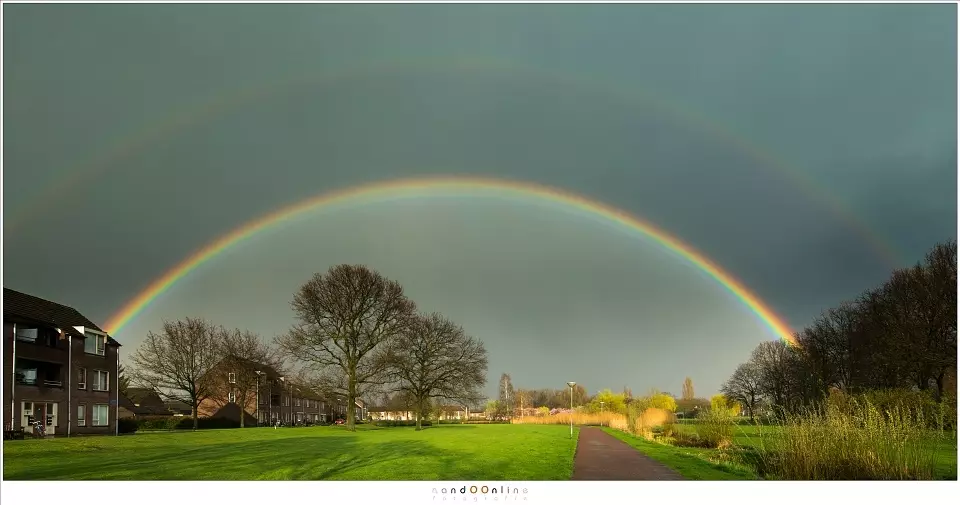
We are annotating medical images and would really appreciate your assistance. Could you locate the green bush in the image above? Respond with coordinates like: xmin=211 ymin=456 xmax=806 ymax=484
xmin=118 ymin=418 xmax=139 ymax=434
xmin=695 ymin=407 xmax=735 ymax=448
xmin=373 ymin=420 xmax=433 ymax=427
xmin=136 ymin=415 xmax=182 ymax=431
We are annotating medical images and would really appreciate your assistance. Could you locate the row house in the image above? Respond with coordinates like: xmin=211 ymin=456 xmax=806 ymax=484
xmin=368 ymin=405 xmax=471 ymax=422
xmin=2 ymin=288 xmax=121 ymax=436
xmin=197 ymin=359 xmax=358 ymax=425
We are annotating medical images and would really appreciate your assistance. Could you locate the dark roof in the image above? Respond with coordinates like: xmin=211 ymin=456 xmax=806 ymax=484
xmin=3 ymin=288 xmax=119 ymax=345
xmin=163 ymin=400 xmax=193 ymax=413
xmin=126 ymin=387 xmax=165 ymax=405
xmin=119 ymin=394 xmax=172 ymax=416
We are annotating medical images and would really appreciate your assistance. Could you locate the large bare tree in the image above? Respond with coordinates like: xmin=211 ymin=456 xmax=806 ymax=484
xmin=275 ymin=264 xmax=416 ymax=431
xmin=721 ymin=362 xmax=763 ymax=421
xmin=206 ymin=329 xmax=280 ymax=427
xmin=130 ymin=318 xmax=224 ymax=429
xmin=391 ymin=313 xmax=488 ymax=430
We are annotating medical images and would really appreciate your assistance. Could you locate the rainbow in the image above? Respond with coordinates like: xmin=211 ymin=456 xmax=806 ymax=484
xmin=5 ymin=57 xmax=902 ymax=268
xmin=104 ymin=175 xmax=798 ymax=347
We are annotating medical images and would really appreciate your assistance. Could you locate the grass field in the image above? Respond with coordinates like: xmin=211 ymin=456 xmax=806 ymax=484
xmin=604 ymin=423 xmax=958 ymax=480
xmin=3 ymin=424 xmax=579 ymax=480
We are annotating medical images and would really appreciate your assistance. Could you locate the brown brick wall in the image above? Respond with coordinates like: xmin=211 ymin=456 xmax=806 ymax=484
xmin=3 ymin=321 xmax=119 ymax=436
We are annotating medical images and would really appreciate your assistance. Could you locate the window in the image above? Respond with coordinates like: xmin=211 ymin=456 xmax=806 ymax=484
xmin=227 ymin=390 xmax=236 ymax=403
xmin=92 ymin=370 xmax=109 ymax=391
xmin=16 ymin=327 xmax=38 ymax=342
xmin=77 ymin=367 xmax=87 ymax=389
xmin=228 ymin=372 xmax=236 ymax=384
xmin=259 ymin=394 xmax=266 ymax=405
xmin=15 ymin=367 xmax=37 ymax=385
xmin=77 ymin=405 xmax=86 ymax=427
xmin=92 ymin=404 xmax=108 ymax=426
xmin=295 ymin=398 xmax=301 ymax=407
xmin=84 ymin=333 xmax=106 ymax=356
xmin=284 ymin=396 xmax=289 ymax=406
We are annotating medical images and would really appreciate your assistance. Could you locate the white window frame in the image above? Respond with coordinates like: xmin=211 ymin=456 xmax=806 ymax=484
xmin=92 ymin=370 xmax=109 ymax=392
xmin=77 ymin=404 xmax=86 ymax=426
xmin=296 ymin=397 xmax=301 ymax=407
xmin=228 ymin=372 xmax=236 ymax=384
xmin=228 ymin=390 xmax=236 ymax=403
xmin=77 ymin=367 xmax=87 ymax=390
xmin=84 ymin=332 xmax=107 ymax=356
xmin=92 ymin=404 xmax=108 ymax=426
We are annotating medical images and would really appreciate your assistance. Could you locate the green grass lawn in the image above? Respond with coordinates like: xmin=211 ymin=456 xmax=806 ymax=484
xmin=3 ymin=424 xmax=579 ymax=480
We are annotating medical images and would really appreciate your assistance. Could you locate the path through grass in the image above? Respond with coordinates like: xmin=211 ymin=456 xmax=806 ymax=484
xmin=3 ymin=424 xmax=579 ymax=480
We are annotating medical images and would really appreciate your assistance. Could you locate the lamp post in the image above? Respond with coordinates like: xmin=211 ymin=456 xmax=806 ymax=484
xmin=255 ymin=371 xmax=262 ymax=426
xmin=566 ymin=381 xmax=576 ymax=439
xmin=279 ymin=376 xmax=285 ymax=425
xmin=600 ymin=400 xmax=605 ymax=427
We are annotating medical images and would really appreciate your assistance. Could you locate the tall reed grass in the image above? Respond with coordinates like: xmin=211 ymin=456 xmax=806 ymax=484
xmin=511 ymin=412 xmax=622 ymax=426
xmin=751 ymin=398 xmax=951 ymax=480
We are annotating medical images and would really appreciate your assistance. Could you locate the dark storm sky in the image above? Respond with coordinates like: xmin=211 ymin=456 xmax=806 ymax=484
xmin=3 ymin=4 xmax=956 ymax=399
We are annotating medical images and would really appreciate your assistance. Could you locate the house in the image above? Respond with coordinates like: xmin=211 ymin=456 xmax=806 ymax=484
xmin=197 ymin=359 xmax=352 ymax=425
xmin=118 ymin=388 xmax=175 ymax=418
xmin=368 ymin=408 xmax=416 ymax=421
xmin=163 ymin=400 xmax=193 ymax=416
xmin=2 ymin=288 xmax=121 ymax=436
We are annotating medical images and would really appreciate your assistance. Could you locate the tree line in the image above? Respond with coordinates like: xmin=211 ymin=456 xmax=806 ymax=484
xmin=129 ymin=264 xmax=489 ymax=431
xmin=721 ymin=240 xmax=957 ymax=421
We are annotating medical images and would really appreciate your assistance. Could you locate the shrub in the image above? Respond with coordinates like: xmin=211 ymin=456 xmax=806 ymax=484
xmin=117 ymin=418 xmax=139 ymax=434
xmin=136 ymin=415 xmax=182 ymax=431
xmin=695 ymin=407 xmax=735 ymax=449
xmin=373 ymin=420 xmax=433 ymax=427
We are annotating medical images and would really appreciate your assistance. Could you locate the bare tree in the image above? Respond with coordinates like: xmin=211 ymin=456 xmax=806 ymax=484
xmin=206 ymin=329 xmax=280 ymax=427
xmin=721 ymin=362 xmax=763 ymax=421
xmin=117 ymin=363 xmax=131 ymax=397
xmin=390 ymin=313 xmax=488 ymax=430
xmin=130 ymin=318 xmax=224 ymax=429
xmin=497 ymin=373 xmax=515 ymax=421
xmin=681 ymin=377 xmax=694 ymax=401
xmin=275 ymin=265 xmax=417 ymax=431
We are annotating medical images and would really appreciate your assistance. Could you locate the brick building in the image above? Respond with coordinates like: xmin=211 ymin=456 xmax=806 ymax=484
xmin=197 ymin=359 xmax=358 ymax=425
xmin=3 ymin=288 xmax=121 ymax=436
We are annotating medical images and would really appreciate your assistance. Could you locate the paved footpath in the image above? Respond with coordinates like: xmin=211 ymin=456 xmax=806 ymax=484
xmin=571 ymin=427 xmax=684 ymax=480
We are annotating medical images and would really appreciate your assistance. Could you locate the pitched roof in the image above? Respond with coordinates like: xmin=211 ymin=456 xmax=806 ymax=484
xmin=3 ymin=288 xmax=119 ymax=345
xmin=119 ymin=394 xmax=171 ymax=416
xmin=125 ymin=387 xmax=165 ymax=405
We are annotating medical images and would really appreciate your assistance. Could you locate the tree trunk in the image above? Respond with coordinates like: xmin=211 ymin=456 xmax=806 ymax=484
xmin=239 ymin=392 xmax=246 ymax=428
xmin=416 ymin=398 xmax=424 ymax=431
xmin=191 ymin=399 xmax=199 ymax=430
xmin=935 ymin=371 xmax=945 ymax=403
xmin=346 ymin=368 xmax=357 ymax=432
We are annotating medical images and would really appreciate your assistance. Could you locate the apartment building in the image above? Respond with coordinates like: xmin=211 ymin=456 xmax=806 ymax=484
xmin=197 ymin=359 xmax=358 ymax=425
xmin=2 ymin=288 xmax=121 ymax=436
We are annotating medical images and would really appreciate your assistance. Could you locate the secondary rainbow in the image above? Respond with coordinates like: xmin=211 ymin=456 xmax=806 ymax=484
xmin=6 ymin=57 xmax=901 ymax=268
xmin=104 ymin=176 xmax=798 ymax=346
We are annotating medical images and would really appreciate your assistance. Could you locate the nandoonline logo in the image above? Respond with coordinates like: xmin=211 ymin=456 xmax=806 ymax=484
xmin=431 ymin=484 xmax=530 ymax=502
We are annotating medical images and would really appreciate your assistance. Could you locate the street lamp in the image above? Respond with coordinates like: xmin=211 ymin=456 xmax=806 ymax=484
xmin=279 ymin=376 xmax=285 ymax=425
xmin=255 ymin=371 xmax=262 ymax=426
xmin=566 ymin=381 xmax=576 ymax=439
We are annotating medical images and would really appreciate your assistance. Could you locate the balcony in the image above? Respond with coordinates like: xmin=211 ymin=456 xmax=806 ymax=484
xmin=15 ymin=358 xmax=64 ymax=389
xmin=14 ymin=337 xmax=67 ymax=364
